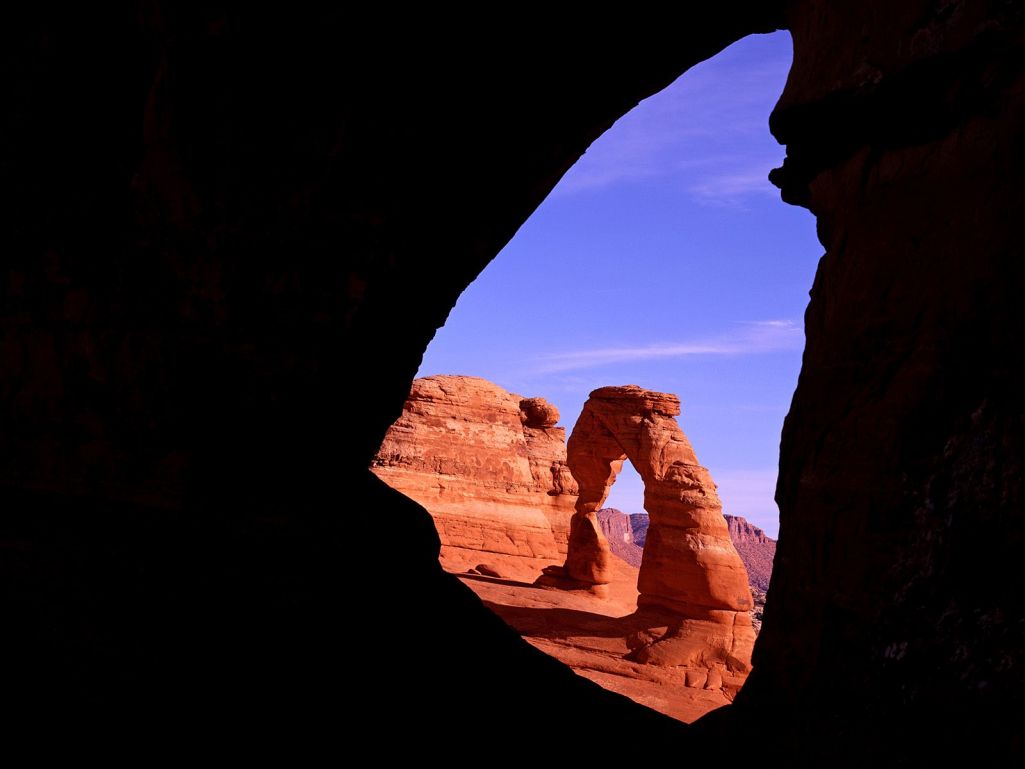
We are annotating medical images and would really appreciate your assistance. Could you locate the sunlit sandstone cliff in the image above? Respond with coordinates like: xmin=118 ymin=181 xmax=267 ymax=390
xmin=371 ymin=375 xmax=577 ymax=581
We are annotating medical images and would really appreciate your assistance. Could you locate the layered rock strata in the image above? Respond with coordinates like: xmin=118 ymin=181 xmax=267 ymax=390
xmin=371 ymin=376 xmax=577 ymax=580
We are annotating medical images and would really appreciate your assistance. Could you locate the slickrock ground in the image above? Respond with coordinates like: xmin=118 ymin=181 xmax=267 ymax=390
xmin=459 ymin=558 xmax=735 ymax=723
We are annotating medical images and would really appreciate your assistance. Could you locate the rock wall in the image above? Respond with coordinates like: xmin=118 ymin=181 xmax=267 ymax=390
xmin=372 ymin=376 xmax=577 ymax=579
xmin=737 ymin=5 xmax=1025 ymax=745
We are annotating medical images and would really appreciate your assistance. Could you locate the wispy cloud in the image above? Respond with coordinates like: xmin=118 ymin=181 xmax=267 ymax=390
xmin=533 ymin=320 xmax=802 ymax=373
xmin=688 ymin=168 xmax=779 ymax=206
xmin=553 ymin=37 xmax=791 ymax=200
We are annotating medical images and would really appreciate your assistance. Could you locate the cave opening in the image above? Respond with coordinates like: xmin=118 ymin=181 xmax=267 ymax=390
xmin=372 ymin=30 xmax=817 ymax=723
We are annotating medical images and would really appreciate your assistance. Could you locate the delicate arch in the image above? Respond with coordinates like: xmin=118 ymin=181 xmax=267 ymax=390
xmin=563 ymin=386 xmax=752 ymax=619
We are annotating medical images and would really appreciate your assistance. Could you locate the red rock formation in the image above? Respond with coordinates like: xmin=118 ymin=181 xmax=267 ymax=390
xmin=724 ymin=515 xmax=776 ymax=592
xmin=377 ymin=378 xmax=757 ymax=699
xmin=371 ymin=375 xmax=578 ymax=581
xmin=560 ymin=386 xmax=754 ymax=687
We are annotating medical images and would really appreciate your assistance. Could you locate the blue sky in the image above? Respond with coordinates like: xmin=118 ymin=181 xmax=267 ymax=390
xmin=416 ymin=32 xmax=820 ymax=538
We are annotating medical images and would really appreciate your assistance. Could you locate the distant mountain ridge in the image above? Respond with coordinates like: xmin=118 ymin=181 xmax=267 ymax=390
xmin=596 ymin=508 xmax=644 ymax=566
xmin=597 ymin=508 xmax=776 ymax=592
xmin=722 ymin=514 xmax=776 ymax=592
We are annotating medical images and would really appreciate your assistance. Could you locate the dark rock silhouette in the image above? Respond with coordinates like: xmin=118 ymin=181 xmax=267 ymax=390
xmin=2 ymin=3 xmax=1024 ymax=763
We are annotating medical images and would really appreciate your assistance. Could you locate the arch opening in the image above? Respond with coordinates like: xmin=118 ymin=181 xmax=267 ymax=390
xmin=372 ymin=30 xmax=816 ymax=722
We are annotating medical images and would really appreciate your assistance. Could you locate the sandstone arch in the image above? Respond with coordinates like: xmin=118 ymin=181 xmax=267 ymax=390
xmin=561 ymin=385 xmax=755 ymax=670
